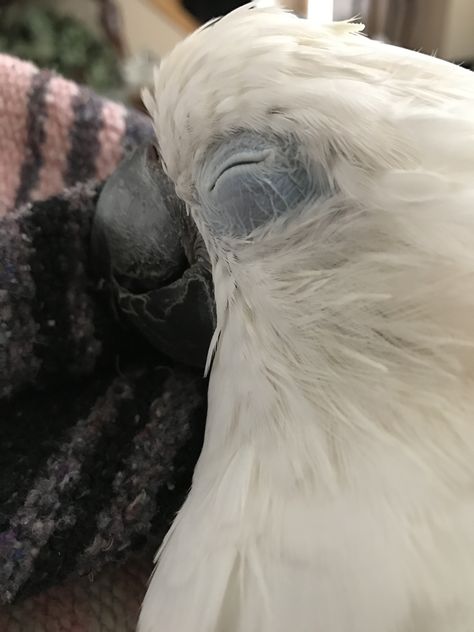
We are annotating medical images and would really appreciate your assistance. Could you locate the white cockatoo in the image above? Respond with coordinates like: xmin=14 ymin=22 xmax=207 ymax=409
xmin=139 ymin=4 xmax=474 ymax=631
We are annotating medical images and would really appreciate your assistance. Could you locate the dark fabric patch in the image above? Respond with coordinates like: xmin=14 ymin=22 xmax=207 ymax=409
xmin=0 ymin=372 xmax=114 ymax=603
xmin=19 ymin=187 xmax=102 ymax=387
xmin=65 ymin=89 xmax=104 ymax=186
xmin=0 ymin=377 xmax=109 ymax=531
xmin=2 ymin=365 xmax=205 ymax=603
xmin=78 ymin=369 xmax=206 ymax=575
xmin=0 ymin=214 xmax=38 ymax=398
xmin=14 ymin=70 xmax=52 ymax=208
xmin=14 ymin=368 xmax=162 ymax=600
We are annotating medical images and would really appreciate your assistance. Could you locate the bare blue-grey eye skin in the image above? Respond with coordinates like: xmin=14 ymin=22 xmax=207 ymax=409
xmin=195 ymin=131 xmax=330 ymax=238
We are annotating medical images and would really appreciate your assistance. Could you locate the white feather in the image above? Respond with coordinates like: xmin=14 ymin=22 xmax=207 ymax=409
xmin=139 ymin=5 xmax=474 ymax=632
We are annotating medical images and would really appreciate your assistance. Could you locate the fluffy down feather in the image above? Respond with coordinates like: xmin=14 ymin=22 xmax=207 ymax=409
xmin=139 ymin=4 xmax=474 ymax=632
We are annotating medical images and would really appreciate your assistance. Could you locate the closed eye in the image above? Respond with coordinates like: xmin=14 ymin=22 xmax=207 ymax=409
xmin=210 ymin=149 xmax=272 ymax=191
xmin=196 ymin=130 xmax=328 ymax=238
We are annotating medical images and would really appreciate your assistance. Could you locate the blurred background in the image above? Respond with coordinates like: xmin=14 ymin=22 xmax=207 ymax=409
xmin=0 ymin=0 xmax=472 ymax=109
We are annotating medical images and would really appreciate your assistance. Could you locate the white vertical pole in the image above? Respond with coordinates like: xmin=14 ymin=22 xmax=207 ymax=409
xmin=307 ymin=0 xmax=334 ymax=23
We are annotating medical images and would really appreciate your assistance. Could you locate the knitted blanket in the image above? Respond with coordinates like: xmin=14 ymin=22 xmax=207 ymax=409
xmin=0 ymin=550 xmax=154 ymax=631
xmin=0 ymin=53 xmax=208 ymax=620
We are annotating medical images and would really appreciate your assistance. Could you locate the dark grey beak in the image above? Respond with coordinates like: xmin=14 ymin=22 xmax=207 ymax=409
xmin=91 ymin=143 xmax=215 ymax=369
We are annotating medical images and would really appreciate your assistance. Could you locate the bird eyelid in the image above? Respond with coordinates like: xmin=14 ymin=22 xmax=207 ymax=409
xmin=195 ymin=130 xmax=327 ymax=238
xmin=209 ymin=149 xmax=273 ymax=192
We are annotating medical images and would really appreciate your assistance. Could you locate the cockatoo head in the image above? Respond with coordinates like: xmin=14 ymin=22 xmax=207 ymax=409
xmin=143 ymin=3 xmax=424 ymax=260
xmin=143 ymin=3 xmax=474 ymax=434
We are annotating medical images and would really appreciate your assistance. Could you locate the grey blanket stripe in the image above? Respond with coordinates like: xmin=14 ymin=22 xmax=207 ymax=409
xmin=65 ymin=88 xmax=104 ymax=186
xmin=14 ymin=70 xmax=52 ymax=208
xmin=0 ymin=377 xmax=128 ymax=603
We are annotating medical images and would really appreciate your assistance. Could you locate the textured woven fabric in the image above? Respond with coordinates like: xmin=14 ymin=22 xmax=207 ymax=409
xmin=0 ymin=54 xmax=148 ymax=217
xmin=0 ymin=54 xmax=207 ymax=613
xmin=0 ymin=551 xmax=153 ymax=632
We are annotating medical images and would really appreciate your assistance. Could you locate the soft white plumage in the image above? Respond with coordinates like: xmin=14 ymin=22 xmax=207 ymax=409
xmin=139 ymin=5 xmax=474 ymax=631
